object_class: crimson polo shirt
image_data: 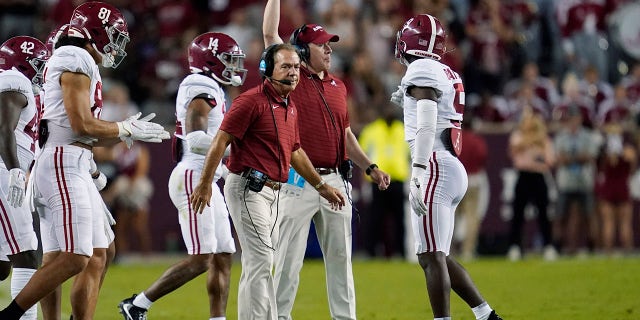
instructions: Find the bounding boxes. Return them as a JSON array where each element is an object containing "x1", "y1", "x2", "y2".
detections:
[
  {"x1": 290, "y1": 66, "x2": 349, "y2": 168},
  {"x1": 220, "y1": 80, "x2": 300, "y2": 182}
]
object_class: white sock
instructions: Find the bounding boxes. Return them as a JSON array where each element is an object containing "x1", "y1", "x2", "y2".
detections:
[
  {"x1": 472, "y1": 301, "x2": 493, "y2": 320},
  {"x1": 210, "y1": 317, "x2": 226, "y2": 320},
  {"x1": 434, "y1": 317, "x2": 451, "y2": 320},
  {"x1": 133, "y1": 292, "x2": 153, "y2": 310},
  {"x1": 11, "y1": 268, "x2": 37, "y2": 320}
]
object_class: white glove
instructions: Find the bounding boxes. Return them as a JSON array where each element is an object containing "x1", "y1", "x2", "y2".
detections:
[
  {"x1": 408, "y1": 165, "x2": 428, "y2": 216},
  {"x1": 390, "y1": 86, "x2": 404, "y2": 107},
  {"x1": 117, "y1": 112, "x2": 170, "y2": 148},
  {"x1": 89, "y1": 158, "x2": 107, "y2": 191},
  {"x1": 7, "y1": 168, "x2": 26, "y2": 208},
  {"x1": 119, "y1": 112, "x2": 143, "y2": 148}
]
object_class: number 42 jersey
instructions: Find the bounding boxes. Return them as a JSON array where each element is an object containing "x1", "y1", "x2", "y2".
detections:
[{"x1": 0, "y1": 69, "x2": 38, "y2": 171}]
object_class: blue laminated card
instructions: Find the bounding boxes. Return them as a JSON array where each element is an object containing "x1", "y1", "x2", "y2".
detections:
[{"x1": 287, "y1": 167, "x2": 306, "y2": 187}]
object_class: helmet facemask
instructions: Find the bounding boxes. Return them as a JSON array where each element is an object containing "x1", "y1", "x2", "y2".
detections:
[
  {"x1": 395, "y1": 31, "x2": 410, "y2": 66},
  {"x1": 212, "y1": 51, "x2": 247, "y2": 87},
  {"x1": 28, "y1": 55, "x2": 48, "y2": 88},
  {"x1": 100, "y1": 23, "x2": 129, "y2": 68}
]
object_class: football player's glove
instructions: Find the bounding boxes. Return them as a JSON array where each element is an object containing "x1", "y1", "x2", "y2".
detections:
[
  {"x1": 7, "y1": 168, "x2": 26, "y2": 208},
  {"x1": 117, "y1": 112, "x2": 170, "y2": 148},
  {"x1": 409, "y1": 165, "x2": 428, "y2": 216},
  {"x1": 390, "y1": 86, "x2": 404, "y2": 107},
  {"x1": 89, "y1": 158, "x2": 107, "y2": 191}
]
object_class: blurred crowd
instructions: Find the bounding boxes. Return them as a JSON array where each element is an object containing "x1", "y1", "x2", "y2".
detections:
[
  {"x1": 4, "y1": 0, "x2": 636, "y2": 129},
  {"x1": 3, "y1": 0, "x2": 640, "y2": 259}
]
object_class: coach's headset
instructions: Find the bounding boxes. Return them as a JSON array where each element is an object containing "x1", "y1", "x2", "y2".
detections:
[
  {"x1": 289, "y1": 24, "x2": 310, "y2": 62},
  {"x1": 259, "y1": 43, "x2": 303, "y2": 85},
  {"x1": 258, "y1": 44, "x2": 277, "y2": 79}
]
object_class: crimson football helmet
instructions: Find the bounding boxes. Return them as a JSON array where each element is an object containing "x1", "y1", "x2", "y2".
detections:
[
  {"x1": 0, "y1": 36, "x2": 50, "y2": 89},
  {"x1": 395, "y1": 14, "x2": 447, "y2": 64},
  {"x1": 68, "y1": 1, "x2": 129, "y2": 68},
  {"x1": 188, "y1": 32, "x2": 247, "y2": 87},
  {"x1": 46, "y1": 24, "x2": 70, "y2": 53}
]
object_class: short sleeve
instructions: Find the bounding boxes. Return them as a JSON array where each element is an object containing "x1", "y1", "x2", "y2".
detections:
[
  {"x1": 49, "y1": 46, "x2": 96, "y2": 78},
  {"x1": 183, "y1": 74, "x2": 222, "y2": 106},
  {"x1": 0, "y1": 70, "x2": 32, "y2": 96},
  {"x1": 220, "y1": 94, "x2": 259, "y2": 140},
  {"x1": 402, "y1": 59, "x2": 445, "y2": 96}
]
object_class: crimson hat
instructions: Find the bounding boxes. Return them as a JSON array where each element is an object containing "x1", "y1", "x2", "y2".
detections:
[{"x1": 296, "y1": 24, "x2": 339, "y2": 44}]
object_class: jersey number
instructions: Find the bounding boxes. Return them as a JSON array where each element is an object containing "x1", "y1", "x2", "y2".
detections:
[
  {"x1": 443, "y1": 67, "x2": 465, "y2": 114},
  {"x1": 23, "y1": 114, "x2": 38, "y2": 153},
  {"x1": 453, "y1": 82, "x2": 464, "y2": 114}
]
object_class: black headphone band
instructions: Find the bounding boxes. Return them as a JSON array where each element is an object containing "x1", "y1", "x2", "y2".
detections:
[
  {"x1": 291, "y1": 24, "x2": 307, "y2": 45},
  {"x1": 290, "y1": 24, "x2": 310, "y2": 62}
]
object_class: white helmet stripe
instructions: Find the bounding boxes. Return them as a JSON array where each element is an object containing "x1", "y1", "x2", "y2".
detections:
[{"x1": 427, "y1": 15, "x2": 436, "y2": 54}]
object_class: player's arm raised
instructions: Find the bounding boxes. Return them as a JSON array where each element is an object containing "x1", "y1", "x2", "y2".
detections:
[{"x1": 263, "y1": 0, "x2": 284, "y2": 47}]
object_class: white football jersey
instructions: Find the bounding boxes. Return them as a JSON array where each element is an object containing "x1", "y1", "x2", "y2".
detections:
[
  {"x1": 174, "y1": 74, "x2": 226, "y2": 176},
  {"x1": 42, "y1": 46, "x2": 103, "y2": 146},
  {"x1": 0, "y1": 69, "x2": 38, "y2": 171},
  {"x1": 401, "y1": 58, "x2": 464, "y2": 144}
]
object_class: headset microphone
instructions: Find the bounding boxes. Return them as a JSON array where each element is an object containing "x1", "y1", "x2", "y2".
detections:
[{"x1": 270, "y1": 77, "x2": 293, "y2": 85}]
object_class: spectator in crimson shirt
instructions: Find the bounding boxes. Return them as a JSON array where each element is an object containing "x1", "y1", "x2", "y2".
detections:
[{"x1": 189, "y1": 43, "x2": 345, "y2": 320}]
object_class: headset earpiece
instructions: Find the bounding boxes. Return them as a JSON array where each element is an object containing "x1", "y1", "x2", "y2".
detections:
[
  {"x1": 259, "y1": 44, "x2": 277, "y2": 78},
  {"x1": 289, "y1": 24, "x2": 309, "y2": 62}
]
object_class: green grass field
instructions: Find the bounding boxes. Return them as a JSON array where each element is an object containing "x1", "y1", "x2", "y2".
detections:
[{"x1": 2, "y1": 255, "x2": 639, "y2": 319}]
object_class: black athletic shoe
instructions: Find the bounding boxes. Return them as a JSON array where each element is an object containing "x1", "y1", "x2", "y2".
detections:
[
  {"x1": 118, "y1": 294, "x2": 148, "y2": 320},
  {"x1": 488, "y1": 310, "x2": 503, "y2": 320}
]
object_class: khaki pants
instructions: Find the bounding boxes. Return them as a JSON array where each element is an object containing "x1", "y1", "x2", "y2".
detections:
[
  {"x1": 273, "y1": 172, "x2": 356, "y2": 320},
  {"x1": 224, "y1": 173, "x2": 278, "y2": 320}
]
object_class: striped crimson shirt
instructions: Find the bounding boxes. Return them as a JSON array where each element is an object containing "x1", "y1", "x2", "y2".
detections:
[
  {"x1": 221, "y1": 80, "x2": 300, "y2": 182},
  {"x1": 290, "y1": 66, "x2": 349, "y2": 168}
]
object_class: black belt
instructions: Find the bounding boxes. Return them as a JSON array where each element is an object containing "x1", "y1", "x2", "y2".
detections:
[{"x1": 315, "y1": 167, "x2": 337, "y2": 175}]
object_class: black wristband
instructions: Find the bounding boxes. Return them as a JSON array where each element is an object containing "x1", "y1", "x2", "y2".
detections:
[
  {"x1": 412, "y1": 163, "x2": 427, "y2": 170},
  {"x1": 365, "y1": 163, "x2": 378, "y2": 175}
]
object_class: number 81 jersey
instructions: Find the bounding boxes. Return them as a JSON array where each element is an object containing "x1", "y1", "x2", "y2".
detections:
[
  {"x1": 400, "y1": 58, "x2": 464, "y2": 144},
  {"x1": 0, "y1": 69, "x2": 38, "y2": 171}
]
